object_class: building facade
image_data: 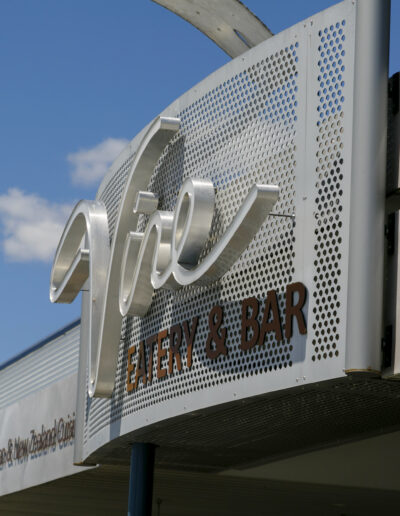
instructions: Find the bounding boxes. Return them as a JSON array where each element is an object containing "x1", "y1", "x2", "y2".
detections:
[{"x1": 2, "y1": 1, "x2": 400, "y2": 514}]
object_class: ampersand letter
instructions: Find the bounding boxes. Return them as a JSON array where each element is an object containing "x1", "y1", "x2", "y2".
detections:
[{"x1": 205, "y1": 305, "x2": 228, "y2": 359}]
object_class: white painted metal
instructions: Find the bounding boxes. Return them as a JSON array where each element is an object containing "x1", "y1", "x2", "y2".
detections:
[
  {"x1": 345, "y1": 0, "x2": 390, "y2": 374},
  {"x1": 0, "y1": 325, "x2": 80, "y2": 411},
  {"x1": 0, "y1": 323, "x2": 90, "y2": 493},
  {"x1": 0, "y1": 373, "x2": 92, "y2": 496}
]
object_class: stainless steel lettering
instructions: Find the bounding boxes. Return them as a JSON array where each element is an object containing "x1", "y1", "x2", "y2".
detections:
[
  {"x1": 119, "y1": 178, "x2": 279, "y2": 317},
  {"x1": 50, "y1": 116, "x2": 279, "y2": 397},
  {"x1": 49, "y1": 200, "x2": 110, "y2": 396}
]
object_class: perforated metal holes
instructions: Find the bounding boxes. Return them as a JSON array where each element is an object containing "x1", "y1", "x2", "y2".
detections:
[
  {"x1": 85, "y1": 43, "x2": 300, "y2": 440},
  {"x1": 82, "y1": 3, "x2": 356, "y2": 448},
  {"x1": 99, "y1": 156, "x2": 134, "y2": 242},
  {"x1": 311, "y1": 20, "x2": 347, "y2": 362}
]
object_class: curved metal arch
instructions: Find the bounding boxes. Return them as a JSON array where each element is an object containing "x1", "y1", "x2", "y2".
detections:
[{"x1": 152, "y1": 0, "x2": 273, "y2": 58}]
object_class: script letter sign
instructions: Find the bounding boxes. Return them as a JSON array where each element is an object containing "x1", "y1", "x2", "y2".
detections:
[{"x1": 50, "y1": 117, "x2": 279, "y2": 398}]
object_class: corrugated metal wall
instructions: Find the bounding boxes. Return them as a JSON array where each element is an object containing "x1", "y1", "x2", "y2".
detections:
[{"x1": 0, "y1": 323, "x2": 80, "y2": 410}]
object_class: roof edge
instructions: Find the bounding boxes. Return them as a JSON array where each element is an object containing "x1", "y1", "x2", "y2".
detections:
[{"x1": 0, "y1": 319, "x2": 81, "y2": 372}]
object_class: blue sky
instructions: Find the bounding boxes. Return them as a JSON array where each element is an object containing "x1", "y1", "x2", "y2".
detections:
[{"x1": 0, "y1": 0, "x2": 399, "y2": 365}]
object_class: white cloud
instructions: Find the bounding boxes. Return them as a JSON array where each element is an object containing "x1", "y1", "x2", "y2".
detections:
[
  {"x1": 0, "y1": 188, "x2": 74, "y2": 263},
  {"x1": 0, "y1": 137, "x2": 128, "y2": 263},
  {"x1": 68, "y1": 137, "x2": 128, "y2": 187}
]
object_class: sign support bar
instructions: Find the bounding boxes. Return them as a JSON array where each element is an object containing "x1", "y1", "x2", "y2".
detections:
[{"x1": 127, "y1": 443, "x2": 156, "y2": 516}]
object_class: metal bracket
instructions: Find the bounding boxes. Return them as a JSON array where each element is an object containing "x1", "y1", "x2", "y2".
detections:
[{"x1": 270, "y1": 213, "x2": 295, "y2": 219}]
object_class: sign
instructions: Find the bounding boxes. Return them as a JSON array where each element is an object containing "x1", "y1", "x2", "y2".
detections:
[
  {"x1": 0, "y1": 374, "x2": 90, "y2": 496},
  {"x1": 0, "y1": 414, "x2": 75, "y2": 468},
  {"x1": 47, "y1": 0, "x2": 390, "y2": 467},
  {"x1": 50, "y1": 117, "x2": 281, "y2": 397},
  {"x1": 126, "y1": 285, "x2": 307, "y2": 392}
]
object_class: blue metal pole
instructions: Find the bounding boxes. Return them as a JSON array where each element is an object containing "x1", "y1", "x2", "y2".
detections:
[{"x1": 127, "y1": 443, "x2": 155, "y2": 516}]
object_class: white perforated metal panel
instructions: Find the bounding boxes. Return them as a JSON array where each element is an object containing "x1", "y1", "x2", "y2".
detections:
[
  {"x1": 80, "y1": 1, "x2": 369, "y2": 461},
  {"x1": 309, "y1": 21, "x2": 349, "y2": 363}
]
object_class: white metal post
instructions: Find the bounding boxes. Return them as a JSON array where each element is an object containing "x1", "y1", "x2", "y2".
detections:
[{"x1": 345, "y1": 0, "x2": 391, "y2": 374}]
